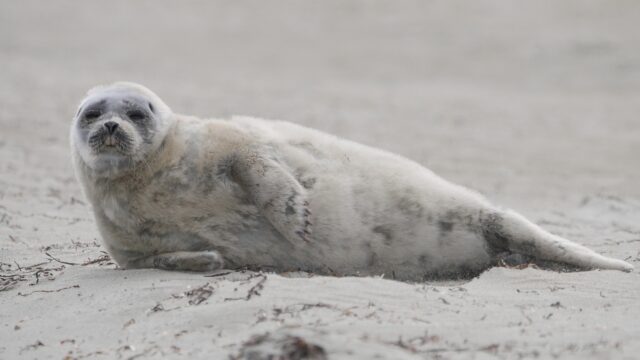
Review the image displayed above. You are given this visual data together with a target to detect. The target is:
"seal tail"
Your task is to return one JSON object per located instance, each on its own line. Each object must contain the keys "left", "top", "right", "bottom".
{"left": 483, "top": 209, "right": 634, "bottom": 272}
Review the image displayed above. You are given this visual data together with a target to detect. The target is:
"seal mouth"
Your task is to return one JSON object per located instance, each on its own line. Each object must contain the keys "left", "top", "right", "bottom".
{"left": 88, "top": 128, "right": 133, "bottom": 154}
{"left": 104, "top": 135, "right": 117, "bottom": 147}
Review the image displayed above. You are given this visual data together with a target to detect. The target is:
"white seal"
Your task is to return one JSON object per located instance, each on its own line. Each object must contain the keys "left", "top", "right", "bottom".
{"left": 70, "top": 82, "right": 633, "bottom": 280}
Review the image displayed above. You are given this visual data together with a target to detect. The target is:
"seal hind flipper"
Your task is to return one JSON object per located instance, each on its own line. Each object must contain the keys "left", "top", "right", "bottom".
{"left": 230, "top": 151, "right": 312, "bottom": 244}
{"left": 483, "top": 209, "right": 633, "bottom": 272}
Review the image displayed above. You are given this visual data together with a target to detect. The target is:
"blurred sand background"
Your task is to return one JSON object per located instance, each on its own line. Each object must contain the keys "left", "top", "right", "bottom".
{"left": 1, "top": 1, "right": 639, "bottom": 359}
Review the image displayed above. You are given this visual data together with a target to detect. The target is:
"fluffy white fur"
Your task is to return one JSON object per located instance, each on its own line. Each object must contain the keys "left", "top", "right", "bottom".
{"left": 70, "top": 82, "right": 633, "bottom": 280}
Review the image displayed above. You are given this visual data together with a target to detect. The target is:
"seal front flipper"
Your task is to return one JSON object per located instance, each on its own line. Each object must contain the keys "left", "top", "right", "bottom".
{"left": 126, "top": 250, "right": 224, "bottom": 272}
{"left": 230, "top": 151, "right": 312, "bottom": 243}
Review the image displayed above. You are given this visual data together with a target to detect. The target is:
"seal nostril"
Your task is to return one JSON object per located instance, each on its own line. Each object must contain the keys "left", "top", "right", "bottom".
{"left": 104, "top": 121, "right": 119, "bottom": 135}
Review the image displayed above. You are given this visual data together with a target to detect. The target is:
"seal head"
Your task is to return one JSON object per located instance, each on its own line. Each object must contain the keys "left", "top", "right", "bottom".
{"left": 70, "top": 82, "right": 173, "bottom": 178}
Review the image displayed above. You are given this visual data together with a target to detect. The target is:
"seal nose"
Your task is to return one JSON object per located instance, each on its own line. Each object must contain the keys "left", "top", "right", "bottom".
{"left": 104, "top": 121, "right": 119, "bottom": 135}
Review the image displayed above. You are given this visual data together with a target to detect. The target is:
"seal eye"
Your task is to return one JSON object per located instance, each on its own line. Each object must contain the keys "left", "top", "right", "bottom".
{"left": 127, "top": 110, "right": 146, "bottom": 121}
{"left": 84, "top": 110, "right": 102, "bottom": 120}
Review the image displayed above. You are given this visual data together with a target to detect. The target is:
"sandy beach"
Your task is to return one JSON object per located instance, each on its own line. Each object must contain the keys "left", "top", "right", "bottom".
{"left": 1, "top": 1, "right": 639, "bottom": 359}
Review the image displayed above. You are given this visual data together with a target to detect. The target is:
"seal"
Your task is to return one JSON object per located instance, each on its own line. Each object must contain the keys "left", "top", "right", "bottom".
{"left": 70, "top": 82, "right": 633, "bottom": 280}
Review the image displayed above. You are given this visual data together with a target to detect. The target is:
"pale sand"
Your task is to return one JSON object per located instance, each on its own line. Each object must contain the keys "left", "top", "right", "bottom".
{"left": 1, "top": 1, "right": 639, "bottom": 359}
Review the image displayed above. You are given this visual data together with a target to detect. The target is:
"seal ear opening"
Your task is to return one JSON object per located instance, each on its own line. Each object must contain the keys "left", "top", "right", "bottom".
{"left": 148, "top": 102, "right": 155, "bottom": 114}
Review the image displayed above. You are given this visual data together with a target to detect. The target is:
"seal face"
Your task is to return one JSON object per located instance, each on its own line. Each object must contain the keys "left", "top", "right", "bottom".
{"left": 70, "top": 82, "right": 633, "bottom": 281}
{"left": 71, "top": 83, "right": 172, "bottom": 179}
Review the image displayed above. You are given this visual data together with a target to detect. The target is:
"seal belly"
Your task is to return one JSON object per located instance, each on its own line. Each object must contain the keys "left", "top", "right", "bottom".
{"left": 271, "top": 135, "right": 495, "bottom": 278}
